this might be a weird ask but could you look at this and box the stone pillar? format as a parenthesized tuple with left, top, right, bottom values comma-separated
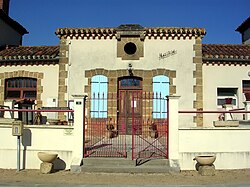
(57, 38, 69, 120)
(168, 95, 180, 170)
(223, 104, 233, 120)
(70, 95, 87, 172)
(244, 101, 250, 120)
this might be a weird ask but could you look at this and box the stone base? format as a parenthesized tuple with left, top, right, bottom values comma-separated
(70, 157, 82, 173)
(198, 165, 215, 176)
(40, 162, 53, 174)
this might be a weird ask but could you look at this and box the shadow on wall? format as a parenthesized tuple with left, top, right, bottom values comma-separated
(21, 128, 66, 171)
(22, 129, 32, 170)
(53, 158, 66, 170)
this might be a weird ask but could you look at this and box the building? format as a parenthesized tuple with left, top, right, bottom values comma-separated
(0, 0, 28, 47)
(0, 0, 250, 170)
(236, 16, 250, 45)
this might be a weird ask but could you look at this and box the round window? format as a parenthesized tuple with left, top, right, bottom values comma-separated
(124, 42, 137, 55)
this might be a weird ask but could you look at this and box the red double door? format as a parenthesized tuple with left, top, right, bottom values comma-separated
(118, 90, 142, 135)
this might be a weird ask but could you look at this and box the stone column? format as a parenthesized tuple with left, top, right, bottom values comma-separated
(168, 95, 180, 170)
(70, 95, 87, 172)
(244, 101, 250, 120)
(223, 104, 233, 121)
(58, 38, 69, 120)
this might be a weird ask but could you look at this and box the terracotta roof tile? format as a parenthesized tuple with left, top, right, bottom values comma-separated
(55, 27, 206, 40)
(202, 44, 250, 59)
(0, 46, 59, 59)
(202, 44, 250, 65)
(0, 46, 59, 66)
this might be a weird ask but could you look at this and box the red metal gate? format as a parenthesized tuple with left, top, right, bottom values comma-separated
(132, 92, 169, 160)
(84, 93, 127, 157)
(83, 92, 169, 159)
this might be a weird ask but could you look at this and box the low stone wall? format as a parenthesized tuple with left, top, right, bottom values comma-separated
(179, 127, 250, 170)
(0, 124, 75, 169)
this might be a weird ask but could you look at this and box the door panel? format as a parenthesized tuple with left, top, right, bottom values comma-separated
(118, 90, 142, 135)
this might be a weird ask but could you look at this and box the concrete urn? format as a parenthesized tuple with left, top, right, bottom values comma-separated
(194, 155, 216, 166)
(38, 152, 58, 163)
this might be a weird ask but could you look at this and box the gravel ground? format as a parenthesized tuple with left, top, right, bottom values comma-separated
(1, 169, 250, 186)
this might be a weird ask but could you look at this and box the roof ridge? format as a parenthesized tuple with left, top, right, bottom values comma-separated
(13, 45, 59, 48)
(56, 27, 206, 40)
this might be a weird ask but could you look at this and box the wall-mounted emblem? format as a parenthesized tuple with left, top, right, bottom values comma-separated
(159, 50, 177, 60)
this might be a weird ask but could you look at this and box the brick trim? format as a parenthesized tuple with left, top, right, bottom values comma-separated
(193, 37, 203, 127)
(0, 70, 43, 107)
(57, 38, 69, 120)
(84, 68, 176, 97)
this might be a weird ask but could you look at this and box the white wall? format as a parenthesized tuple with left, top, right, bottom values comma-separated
(0, 96, 84, 170)
(203, 65, 250, 126)
(179, 127, 250, 170)
(0, 125, 75, 169)
(67, 37, 196, 127)
(0, 65, 59, 107)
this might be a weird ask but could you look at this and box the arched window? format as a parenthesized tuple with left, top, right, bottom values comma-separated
(5, 77, 37, 99)
(91, 75, 108, 118)
(153, 75, 169, 119)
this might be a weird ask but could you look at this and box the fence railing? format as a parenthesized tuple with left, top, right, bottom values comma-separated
(0, 108, 74, 125)
(179, 109, 250, 125)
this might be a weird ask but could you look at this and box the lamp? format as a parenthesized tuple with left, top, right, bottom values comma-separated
(128, 63, 133, 76)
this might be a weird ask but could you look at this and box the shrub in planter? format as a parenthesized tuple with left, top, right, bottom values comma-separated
(225, 98, 233, 104)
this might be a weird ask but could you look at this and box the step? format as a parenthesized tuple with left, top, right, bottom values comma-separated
(82, 157, 169, 166)
(79, 157, 179, 173)
(80, 164, 175, 173)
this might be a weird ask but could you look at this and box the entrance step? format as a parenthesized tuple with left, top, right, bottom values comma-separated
(79, 157, 180, 173)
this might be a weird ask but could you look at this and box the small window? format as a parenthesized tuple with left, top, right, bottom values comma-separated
(119, 77, 142, 89)
(120, 78, 140, 87)
(124, 42, 137, 55)
(91, 75, 108, 118)
(217, 88, 238, 107)
(243, 80, 250, 101)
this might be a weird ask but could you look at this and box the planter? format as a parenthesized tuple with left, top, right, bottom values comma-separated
(106, 130, 117, 138)
(194, 155, 216, 166)
(225, 98, 233, 104)
(149, 130, 158, 138)
(47, 119, 59, 125)
(245, 93, 250, 101)
(213, 120, 239, 127)
(38, 152, 58, 163)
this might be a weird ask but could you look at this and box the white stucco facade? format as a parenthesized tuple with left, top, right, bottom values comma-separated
(0, 25, 250, 172)
(66, 34, 198, 127)
(0, 65, 59, 108)
(203, 64, 250, 126)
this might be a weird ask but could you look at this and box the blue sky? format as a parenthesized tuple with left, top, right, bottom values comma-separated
(9, 0, 250, 46)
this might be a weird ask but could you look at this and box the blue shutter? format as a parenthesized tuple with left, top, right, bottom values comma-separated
(91, 75, 108, 118)
(153, 75, 169, 119)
